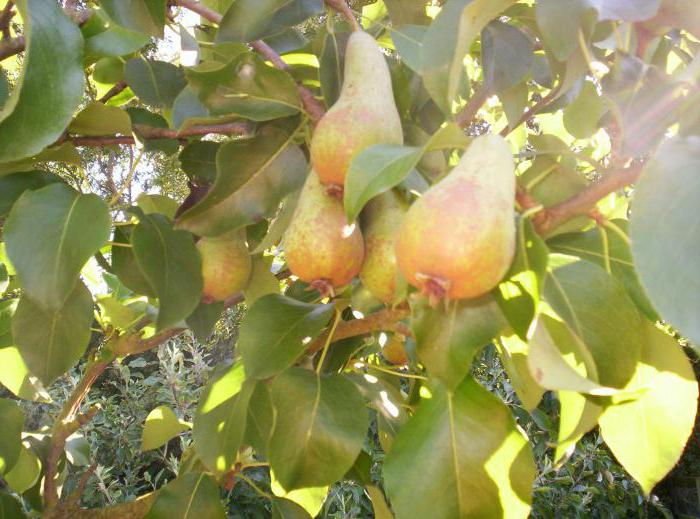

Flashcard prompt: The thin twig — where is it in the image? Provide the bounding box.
[455,85,490,128]
[0,35,23,60]
[324,0,361,31]
[98,81,128,103]
[0,1,15,40]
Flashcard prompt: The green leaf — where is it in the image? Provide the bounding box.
[544,256,643,389]
[176,129,307,237]
[185,301,224,342]
[420,0,517,114]
[0,489,25,518]
[555,390,601,463]
[385,0,431,25]
[412,295,507,390]
[142,406,190,451]
[630,137,700,345]
[384,377,535,519]
[0,265,7,295]
[496,218,549,340]
[391,25,427,74]
[0,69,8,110]
[69,102,133,136]
[4,184,110,310]
[319,30,348,107]
[599,324,698,494]
[0,170,62,218]
[124,58,187,109]
[172,86,211,130]
[549,221,658,321]
[563,80,606,139]
[0,0,84,163]
[239,294,333,379]
[193,365,256,474]
[186,52,301,121]
[343,144,422,223]
[100,0,167,37]
[0,398,23,475]
[179,141,221,183]
[84,25,150,60]
[12,280,94,386]
[111,225,156,297]
[496,334,545,410]
[136,194,180,219]
[144,472,226,519]
[217,0,323,43]
[65,434,91,466]
[272,497,312,519]
[4,444,41,494]
[244,255,280,305]
[131,213,203,331]
[269,369,369,491]
[270,476,328,517]
[0,347,50,402]
[93,57,125,84]
[536,0,660,62]
[481,21,533,94]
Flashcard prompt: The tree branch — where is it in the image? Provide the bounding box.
[521,163,643,235]
[0,35,23,61]
[324,0,361,31]
[98,80,128,103]
[307,307,412,355]
[57,121,253,147]
[455,85,490,129]
[172,0,326,123]
[45,492,157,519]
[0,1,16,40]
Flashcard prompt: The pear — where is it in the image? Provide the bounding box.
[395,134,516,302]
[310,31,403,189]
[360,190,407,303]
[284,171,364,294]
[382,333,409,366]
[197,229,252,302]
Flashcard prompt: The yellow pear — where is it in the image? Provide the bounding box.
[360,190,407,304]
[396,134,516,302]
[284,171,364,295]
[310,31,403,189]
[197,229,252,302]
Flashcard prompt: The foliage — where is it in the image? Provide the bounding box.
[0,0,699,517]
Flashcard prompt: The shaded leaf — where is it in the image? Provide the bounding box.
[186,301,224,342]
[4,183,110,310]
[4,444,41,494]
[124,58,187,109]
[136,194,180,219]
[630,137,700,344]
[412,295,507,390]
[12,280,94,386]
[100,0,167,37]
[111,225,156,297]
[69,102,133,136]
[144,472,226,519]
[179,141,221,183]
[0,170,62,218]
[269,369,369,491]
[0,398,23,475]
[0,347,50,402]
[131,213,203,331]
[218,0,323,43]
[239,295,333,379]
[482,21,533,94]
[0,0,84,163]
[384,377,535,519]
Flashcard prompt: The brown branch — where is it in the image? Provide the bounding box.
[455,85,490,129]
[533,164,643,235]
[307,307,411,355]
[501,87,562,137]
[0,1,15,40]
[98,80,127,103]
[44,359,112,508]
[324,0,361,31]
[173,0,326,124]
[46,492,157,519]
[0,34,23,60]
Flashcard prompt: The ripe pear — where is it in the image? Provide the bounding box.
[360,191,407,304]
[310,31,403,189]
[197,229,252,302]
[396,134,516,302]
[284,171,364,294]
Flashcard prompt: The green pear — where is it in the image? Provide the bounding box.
[310,31,403,189]
[360,190,408,303]
[197,229,252,302]
[396,134,516,302]
[284,171,364,294]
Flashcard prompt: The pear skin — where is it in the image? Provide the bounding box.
[395,134,516,302]
[310,31,403,188]
[198,229,252,302]
[360,191,407,304]
[284,171,364,294]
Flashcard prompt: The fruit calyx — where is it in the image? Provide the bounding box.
[324,183,344,199]
[415,273,451,307]
[309,279,335,298]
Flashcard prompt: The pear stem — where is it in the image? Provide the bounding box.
[325,0,361,31]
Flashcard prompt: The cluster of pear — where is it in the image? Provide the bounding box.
[285,30,517,306]
[197,30,517,309]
